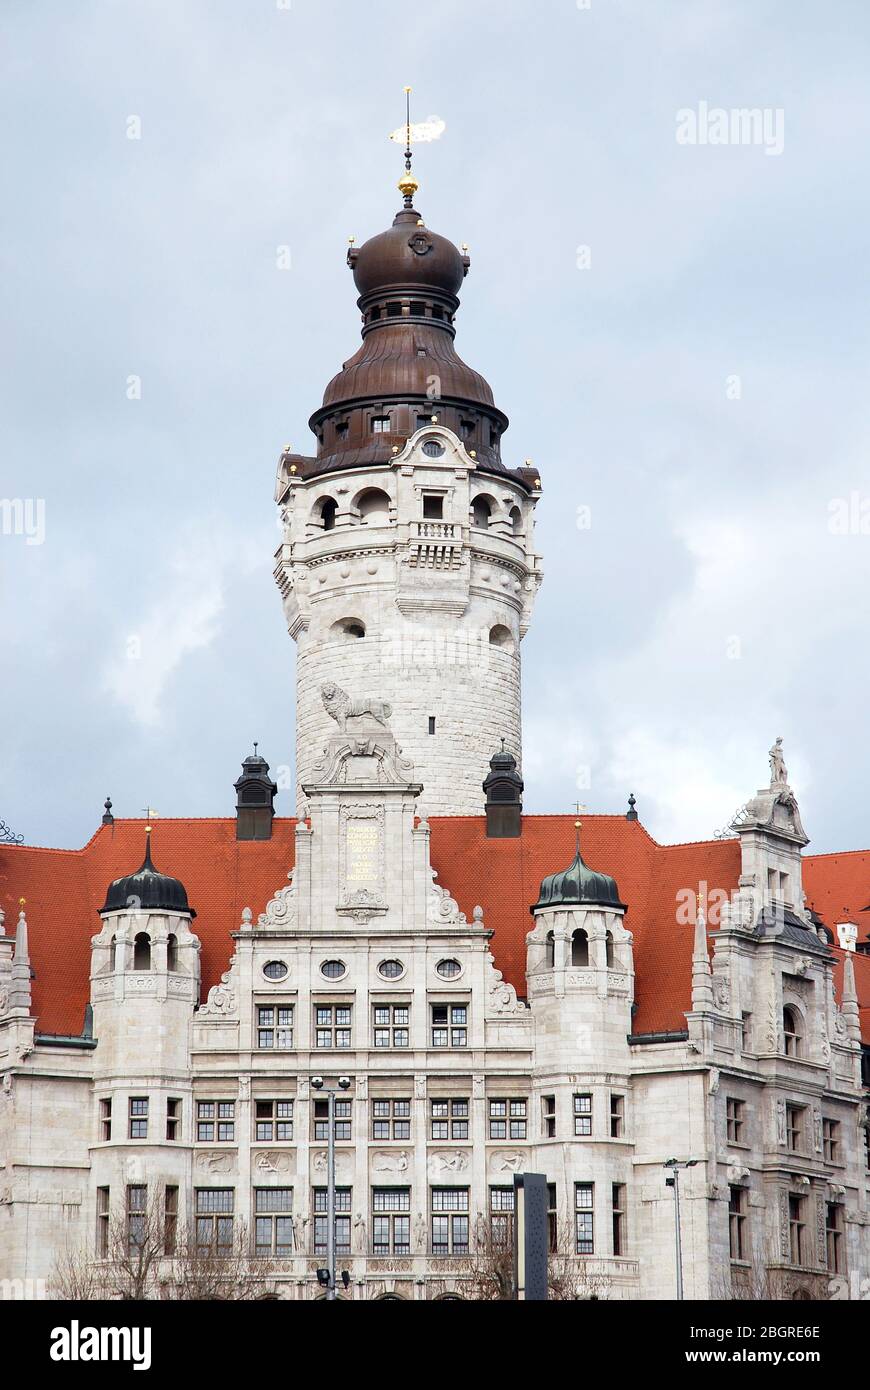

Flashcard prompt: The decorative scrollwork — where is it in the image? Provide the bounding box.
[0,819,24,846]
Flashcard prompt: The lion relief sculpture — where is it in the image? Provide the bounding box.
[322,683,393,732]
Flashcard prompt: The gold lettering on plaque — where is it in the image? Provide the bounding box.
[346,821,379,885]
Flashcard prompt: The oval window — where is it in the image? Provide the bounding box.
[263,961,288,981]
[436,959,462,980]
[422,440,445,458]
[378,959,405,980]
[321,960,347,981]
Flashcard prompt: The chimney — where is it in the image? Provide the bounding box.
[483,741,523,839]
[234,745,278,842]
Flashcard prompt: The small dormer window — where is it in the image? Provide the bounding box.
[335,421,349,441]
[372,416,391,434]
[460,420,475,440]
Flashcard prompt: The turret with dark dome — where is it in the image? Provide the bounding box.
[101,831,194,917]
[533,835,625,913]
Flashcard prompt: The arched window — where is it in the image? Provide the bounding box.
[110,935,119,970]
[316,497,338,531]
[330,617,366,642]
[133,933,151,971]
[571,930,589,967]
[166,934,178,971]
[510,506,523,535]
[472,496,493,529]
[356,488,391,526]
[489,625,515,653]
[545,932,555,969]
[783,1006,802,1057]
[605,931,615,968]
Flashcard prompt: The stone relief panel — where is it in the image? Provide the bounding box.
[428,1150,471,1178]
[371,1151,411,1176]
[312,1150,353,1180]
[254,1151,296,1175]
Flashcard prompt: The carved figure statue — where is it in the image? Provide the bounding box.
[769,737,788,786]
[322,683,392,732]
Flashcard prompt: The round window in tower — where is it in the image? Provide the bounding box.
[436,959,462,980]
[321,960,347,981]
[263,961,289,981]
[422,439,445,458]
[378,959,405,981]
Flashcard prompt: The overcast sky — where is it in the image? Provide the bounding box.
[3,0,870,854]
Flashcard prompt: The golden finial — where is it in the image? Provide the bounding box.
[145,824,152,836]
[290,464,297,476]
[469,450,477,458]
[431,415,439,423]
[18,897,26,907]
[348,236,355,246]
[398,170,420,201]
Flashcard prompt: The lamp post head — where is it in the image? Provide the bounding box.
[311,1076,324,1091]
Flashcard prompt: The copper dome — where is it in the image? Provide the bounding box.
[351,207,467,300]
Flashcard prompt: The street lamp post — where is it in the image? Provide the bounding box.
[663,1158,698,1300]
[312,1076,351,1301]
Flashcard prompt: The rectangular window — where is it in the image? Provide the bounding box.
[197,1101,235,1144]
[313,1188,352,1256]
[574,1093,592,1137]
[610,1094,624,1139]
[164,1185,178,1256]
[489,1187,515,1248]
[128,1097,148,1140]
[726,1097,745,1145]
[254,1189,294,1258]
[786,1104,804,1153]
[612,1183,626,1256]
[543,1095,556,1139]
[257,1005,294,1051]
[372,1099,411,1142]
[314,1098,352,1142]
[430,1004,467,1048]
[741,1013,752,1050]
[195,1189,234,1256]
[97,1186,110,1258]
[372,1004,410,1049]
[100,1098,112,1142]
[823,1118,840,1164]
[431,1188,470,1255]
[428,716,436,736]
[488,1098,527,1141]
[255,1100,294,1143]
[826,1203,843,1274]
[430,1099,469,1141]
[547,1182,558,1253]
[372,1189,411,1255]
[575,1183,594,1255]
[166,1098,181,1142]
[314,1004,352,1049]
[422,494,444,521]
[788,1194,805,1266]
[371,416,392,434]
[127,1184,147,1253]
[728,1185,746,1261]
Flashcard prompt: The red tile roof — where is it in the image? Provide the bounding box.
[1,817,867,1043]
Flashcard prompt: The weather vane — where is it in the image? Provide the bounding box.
[389,87,446,207]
